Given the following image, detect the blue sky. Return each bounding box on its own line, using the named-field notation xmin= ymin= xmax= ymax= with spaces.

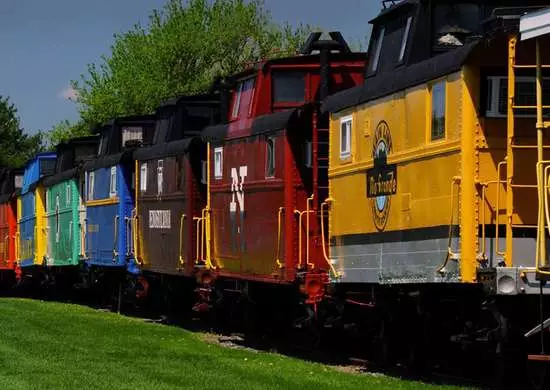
xmin=0 ymin=0 xmax=381 ymax=134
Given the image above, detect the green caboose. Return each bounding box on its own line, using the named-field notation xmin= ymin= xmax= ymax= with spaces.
xmin=43 ymin=136 xmax=98 ymax=268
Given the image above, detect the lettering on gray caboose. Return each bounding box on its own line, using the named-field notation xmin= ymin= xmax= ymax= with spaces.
xmin=149 ymin=210 xmax=171 ymax=229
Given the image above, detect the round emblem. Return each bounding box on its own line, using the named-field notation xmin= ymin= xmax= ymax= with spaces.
xmin=367 ymin=121 xmax=395 ymax=231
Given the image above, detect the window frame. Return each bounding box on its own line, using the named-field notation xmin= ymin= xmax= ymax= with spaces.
xmin=265 ymin=136 xmax=276 ymax=178
xmin=429 ymin=79 xmax=447 ymax=142
xmin=398 ymin=16 xmax=413 ymax=64
xmin=201 ymin=160 xmax=207 ymax=185
xmin=55 ymin=195 xmax=60 ymax=243
xmin=370 ymin=27 xmax=385 ymax=73
xmin=304 ymin=141 xmax=313 ymax=168
xmin=157 ymin=159 xmax=164 ymax=197
xmin=87 ymin=171 xmax=95 ymax=201
xmin=66 ymin=183 xmax=71 ymax=207
xmin=485 ymin=75 xmax=550 ymax=118
xmin=109 ymin=166 xmax=117 ymax=198
xmin=214 ymin=147 xmax=223 ymax=179
xmin=340 ymin=115 xmax=353 ymax=160
xmin=140 ymin=162 xmax=148 ymax=192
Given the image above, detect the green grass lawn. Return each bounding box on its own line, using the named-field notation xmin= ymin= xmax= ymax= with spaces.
xmin=0 ymin=298 xmax=467 ymax=389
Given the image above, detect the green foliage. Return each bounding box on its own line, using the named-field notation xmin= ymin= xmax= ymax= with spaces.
xmin=0 ymin=96 xmax=43 ymax=168
xmin=46 ymin=120 xmax=90 ymax=148
xmin=73 ymin=0 xmax=312 ymax=127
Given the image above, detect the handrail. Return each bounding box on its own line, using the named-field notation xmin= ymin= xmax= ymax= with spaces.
xmin=131 ymin=208 xmax=139 ymax=262
xmin=178 ymin=213 xmax=186 ymax=266
xmin=495 ymin=160 xmax=507 ymax=258
xmin=81 ymin=218 xmax=88 ymax=258
xmin=320 ymin=199 xmax=339 ymax=278
xmin=69 ymin=221 xmax=73 ymax=242
xmin=15 ymin=231 xmax=19 ymax=261
xmin=275 ymin=207 xmax=284 ymax=269
xmin=113 ymin=215 xmax=119 ymax=259
xmin=306 ymin=194 xmax=314 ymax=269
xmin=193 ymin=216 xmax=204 ymax=265
xmin=3 ymin=235 xmax=9 ymax=264
xmin=124 ymin=217 xmax=131 ymax=256
xmin=294 ymin=210 xmax=306 ymax=269
xmin=537 ymin=162 xmax=550 ymax=276
xmin=447 ymin=176 xmax=461 ymax=260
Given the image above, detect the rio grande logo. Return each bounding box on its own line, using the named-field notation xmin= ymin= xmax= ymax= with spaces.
xmin=367 ymin=121 xmax=397 ymax=231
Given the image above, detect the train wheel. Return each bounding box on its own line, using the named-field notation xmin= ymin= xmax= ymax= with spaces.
xmin=527 ymin=359 xmax=550 ymax=390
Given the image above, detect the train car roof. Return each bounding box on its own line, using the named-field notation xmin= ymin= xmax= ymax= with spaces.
xmin=324 ymin=1 xmax=548 ymax=114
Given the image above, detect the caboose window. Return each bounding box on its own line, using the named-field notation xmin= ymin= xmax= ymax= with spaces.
xmin=431 ymin=81 xmax=446 ymax=141
xmin=121 ymin=126 xmax=143 ymax=148
xmin=370 ymin=26 xmax=385 ymax=73
xmin=55 ymin=195 xmax=60 ymax=243
xmin=266 ymin=137 xmax=275 ymax=178
xmin=14 ymin=175 xmax=22 ymax=189
xmin=340 ymin=116 xmax=352 ymax=160
xmin=214 ymin=147 xmax=223 ymax=179
xmin=486 ymin=76 xmax=550 ymax=118
xmin=157 ymin=160 xmax=164 ymax=196
xmin=140 ymin=163 xmax=148 ymax=192
xmin=398 ymin=16 xmax=413 ymax=63
xmin=201 ymin=161 xmax=207 ymax=185
xmin=87 ymin=172 xmax=95 ymax=201
xmin=109 ymin=167 xmax=117 ymax=198
xmin=273 ymin=72 xmax=306 ymax=102
xmin=304 ymin=141 xmax=312 ymax=168
xmin=231 ymin=77 xmax=255 ymax=120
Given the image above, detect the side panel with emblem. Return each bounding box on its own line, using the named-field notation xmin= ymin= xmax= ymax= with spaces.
xmin=137 ymin=147 xmax=205 ymax=275
xmin=210 ymin=133 xmax=286 ymax=278
xmin=329 ymin=72 xmax=463 ymax=284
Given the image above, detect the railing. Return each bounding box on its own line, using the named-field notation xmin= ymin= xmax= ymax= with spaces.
xmin=113 ymin=215 xmax=119 ymax=261
xmin=320 ymin=199 xmax=339 ymax=278
xmin=275 ymin=207 xmax=284 ymax=269
xmin=178 ymin=213 xmax=186 ymax=266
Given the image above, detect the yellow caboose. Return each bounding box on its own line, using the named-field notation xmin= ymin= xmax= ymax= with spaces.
xmin=324 ymin=0 xmax=550 ymax=380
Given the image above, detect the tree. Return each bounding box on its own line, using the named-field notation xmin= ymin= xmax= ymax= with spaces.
xmin=73 ymin=0 xmax=312 ymax=127
xmin=0 ymin=96 xmax=44 ymax=168
xmin=46 ymin=120 xmax=90 ymax=148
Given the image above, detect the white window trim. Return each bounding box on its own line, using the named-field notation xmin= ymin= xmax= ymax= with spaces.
xmin=214 ymin=147 xmax=223 ymax=179
xmin=88 ymin=171 xmax=95 ymax=201
xmin=157 ymin=160 xmax=164 ymax=197
xmin=265 ymin=137 xmax=276 ymax=178
xmin=55 ymin=195 xmax=60 ymax=243
xmin=109 ymin=166 xmax=117 ymax=198
xmin=340 ymin=115 xmax=353 ymax=160
xmin=140 ymin=162 xmax=148 ymax=192
xmin=371 ymin=27 xmax=385 ymax=73
xmin=399 ymin=16 xmax=413 ymax=63
xmin=486 ymin=76 xmax=550 ymax=118
xmin=66 ymin=183 xmax=71 ymax=206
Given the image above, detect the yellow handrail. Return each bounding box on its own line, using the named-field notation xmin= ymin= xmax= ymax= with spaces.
xmin=3 ymin=235 xmax=8 ymax=264
xmin=15 ymin=231 xmax=19 ymax=262
xmin=193 ymin=216 xmax=203 ymax=265
xmin=320 ymin=199 xmax=339 ymax=278
xmin=178 ymin=213 xmax=186 ymax=266
xmin=495 ymin=160 xmax=507 ymax=258
xmin=306 ymin=194 xmax=314 ymax=269
xmin=275 ymin=207 xmax=284 ymax=269
xmin=447 ymin=176 xmax=461 ymax=260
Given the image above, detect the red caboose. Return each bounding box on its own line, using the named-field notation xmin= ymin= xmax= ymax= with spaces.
xmin=202 ymin=33 xmax=366 ymax=309
xmin=0 ymin=168 xmax=23 ymax=283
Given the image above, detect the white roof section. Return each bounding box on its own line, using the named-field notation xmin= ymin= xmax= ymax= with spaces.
xmin=520 ymin=7 xmax=550 ymax=41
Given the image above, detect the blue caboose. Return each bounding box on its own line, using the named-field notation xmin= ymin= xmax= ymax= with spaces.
xmin=83 ymin=115 xmax=155 ymax=278
xmin=17 ymin=152 xmax=57 ymax=271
